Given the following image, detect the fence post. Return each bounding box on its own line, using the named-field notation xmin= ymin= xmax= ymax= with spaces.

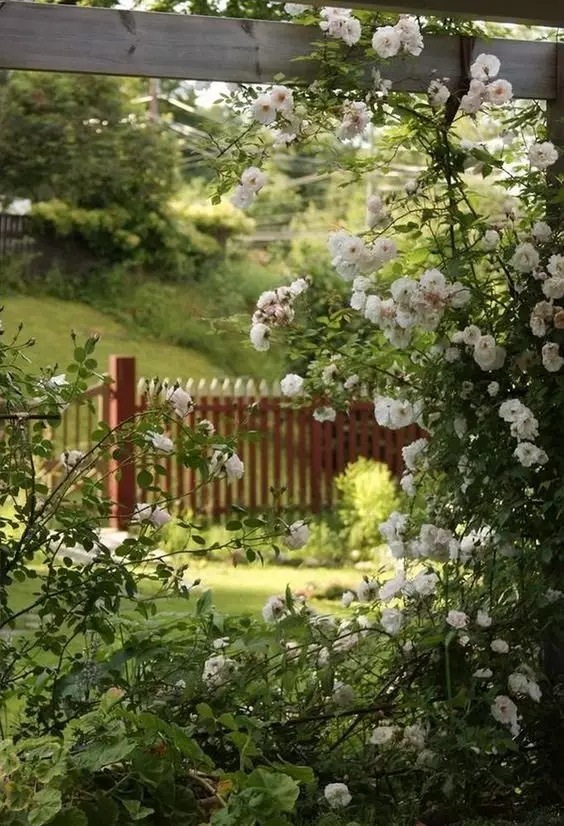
xmin=107 ymin=356 xmax=136 ymax=531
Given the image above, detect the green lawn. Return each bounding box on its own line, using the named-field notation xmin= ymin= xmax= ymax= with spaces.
xmin=2 ymin=295 xmax=219 ymax=381
xmin=6 ymin=562 xmax=361 ymax=625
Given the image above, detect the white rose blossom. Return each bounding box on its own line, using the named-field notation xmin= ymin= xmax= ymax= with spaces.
xmin=324 ymin=782 xmax=352 ymax=809
xmin=252 ymin=93 xmax=277 ymax=124
xmin=381 ymin=607 xmax=403 ymax=635
xmin=470 ymin=54 xmax=501 ymax=82
xmin=371 ymin=25 xmax=401 ymax=58
xmin=370 ymin=724 xmax=397 ymax=745
xmin=202 ymin=655 xmax=237 ymax=687
xmin=446 ymin=610 xmax=469 ymax=629
xmin=167 ymin=386 xmax=193 ymax=417
xmin=528 ymin=141 xmax=559 ymax=169
xmin=146 ymin=431 xmax=174 ymax=453
xmin=491 ymin=695 xmax=520 ymax=736
xmin=60 ymin=449 xmax=85 ymax=471
xmin=283 ymin=520 xmax=310 ymax=549
xmin=284 ymin=3 xmax=308 ymax=15
xmin=313 ymin=406 xmax=336 ymax=422
xmin=250 ymin=322 xmax=270 ymax=351
xmin=132 ymin=504 xmax=172 ymax=528
xmin=532 ymin=220 xmax=552 ymax=242
xmin=491 ymin=638 xmax=510 ymax=654
xmin=510 ymin=242 xmax=539 ymax=274
xmin=542 ymin=342 xmax=564 ymax=373
xmin=280 ymin=373 xmax=305 ymax=397
xmin=262 ymin=595 xmax=287 ymax=622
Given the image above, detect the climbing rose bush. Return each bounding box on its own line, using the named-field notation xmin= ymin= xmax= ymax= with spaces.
xmin=215 ymin=6 xmax=564 ymax=819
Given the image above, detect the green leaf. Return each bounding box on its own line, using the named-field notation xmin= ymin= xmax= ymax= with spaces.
xmin=49 ymin=808 xmax=88 ymax=826
xmin=246 ymin=768 xmax=299 ymax=812
xmin=137 ymin=469 xmax=152 ymax=488
xmin=225 ymin=520 xmax=242 ymax=531
xmin=29 ymin=789 xmax=62 ymax=826
xmin=72 ymin=738 xmax=136 ymax=771
xmin=270 ymin=763 xmax=315 ymax=784
xmin=121 ymin=800 xmax=155 ymax=821
xmin=83 ymin=796 xmax=120 ymax=826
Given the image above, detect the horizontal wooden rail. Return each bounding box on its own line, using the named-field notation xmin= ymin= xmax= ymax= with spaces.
xmin=0 ymin=2 xmax=558 ymax=100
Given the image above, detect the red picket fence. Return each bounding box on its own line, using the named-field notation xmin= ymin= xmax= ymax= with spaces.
xmin=49 ymin=356 xmax=420 ymax=528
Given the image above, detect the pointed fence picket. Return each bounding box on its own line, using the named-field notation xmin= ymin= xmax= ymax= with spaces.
xmin=133 ymin=373 xmax=419 ymax=519
xmin=48 ymin=358 xmax=422 ymax=527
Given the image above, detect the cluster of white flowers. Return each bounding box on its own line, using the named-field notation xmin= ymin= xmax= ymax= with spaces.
xmin=371 ymin=16 xmax=423 ymax=59
xmin=250 ymin=278 xmax=309 ymax=351
xmin=60 ymin=449 xmax=85 ymax=471
xmin=508 ymin=670 xmax=542 ymax=703
xmin=356 ymin=269 xmax=470 ymax=350
xmin=250 ymin=83 xmax=307 ymax=146
xmin=209 ymin=450 xmax=245 ymax=481
xmin=132 ymin=503 xmax=172 ymax=528
xmin=202 ymin=654 xmax=238 ymax=687
xmin=411 ymin=523 xmax=460 ymax=562
xmin=379 ymin=510 xmax=408 ymax=559
xmin=374 ymin=396 xmax=420 ymax=430
xmin=319 ymin=7 xmax=361 ymax=46
xmin=403 ymin=438 xmax=428 ymax=471
xmin=231 ymin=165 xmax=267 ymax=209
xmin=399 ymin=437 xmax=428 ymax=498
xmin=252 ymin=84 xmax=294 ymax=126
xmin=461 ymin=54 xmax=513 ymax=114
xmin=498 ymin=399 xmax=547 ymax=468
xmin=491 ymin=694 xmax=520 ymax=736
xmin=330 ymin=230 xmax=397 ymax=281
xmin=450 ymin=325 xmax=506 ymax=372
xmin=283 ymin=519 xmax=310 ymax=549
xmin=529 ymin=300 xmax=564 ymax=338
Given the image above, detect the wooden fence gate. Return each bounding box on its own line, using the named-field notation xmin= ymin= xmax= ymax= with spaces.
xmin=52 ymin=356 xmax=419 ymax=528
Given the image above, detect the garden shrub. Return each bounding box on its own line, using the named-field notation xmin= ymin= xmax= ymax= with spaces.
xmin=335 ymin=458 xmax=400 ymax=558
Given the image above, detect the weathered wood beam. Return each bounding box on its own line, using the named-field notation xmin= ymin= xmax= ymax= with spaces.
xmin=0 ymin=2 xmax=557 ymax=100
xmin=282 ymin=0 xmax=563 ymax=26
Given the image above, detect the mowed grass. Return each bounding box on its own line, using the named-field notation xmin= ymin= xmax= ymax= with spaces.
xmin=2 ymin=295 xmax=219 ymax=381
xmin=6 ymin=562 xmax=361 ymax=624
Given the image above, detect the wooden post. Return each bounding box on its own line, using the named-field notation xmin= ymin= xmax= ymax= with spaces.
xmin=547 ymin=43 xmax=564 ymax=222
xmin=310 ymin=415 xmax=322 ymax=514
xmin=545 ymin=42 xmax=564 ymax=684
xmin=108 ymin=356 xmax=136 ymax=531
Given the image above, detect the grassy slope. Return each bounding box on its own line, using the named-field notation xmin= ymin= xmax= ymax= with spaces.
xmin=2 ymin=295 xmax=219 ymax=380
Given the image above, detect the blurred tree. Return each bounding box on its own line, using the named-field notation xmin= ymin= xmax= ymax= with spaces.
xmin=0 ymin=72 xmax=180 ymax=212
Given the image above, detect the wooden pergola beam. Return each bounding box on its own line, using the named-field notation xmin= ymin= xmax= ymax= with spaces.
xmin=289 ymin=0 xmax=563 ymax=25
xmin=0 ymin=2 xmax=557 ymax=100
